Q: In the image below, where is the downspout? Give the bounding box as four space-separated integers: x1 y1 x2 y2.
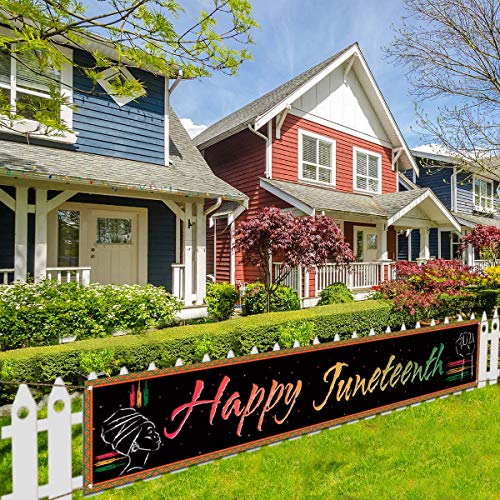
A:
248 123 272 178
164 70 183 166
204 197 222 217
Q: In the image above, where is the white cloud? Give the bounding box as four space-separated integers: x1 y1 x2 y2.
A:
180 118 207 138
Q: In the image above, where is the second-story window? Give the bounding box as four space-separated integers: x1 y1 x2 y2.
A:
299 130 335 185
0 46 61 122
354 147 381 194
473 177 493 212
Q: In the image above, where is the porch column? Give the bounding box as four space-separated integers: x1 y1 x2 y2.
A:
14 187 28 282
183 202 193 307
195 202 206 305
419 227 430 260
34 189 48 282
466 244 474 266
377 223 389 282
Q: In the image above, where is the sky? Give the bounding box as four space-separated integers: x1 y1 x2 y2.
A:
172 0 424 146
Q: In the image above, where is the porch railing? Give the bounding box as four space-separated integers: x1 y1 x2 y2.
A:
473 260 491 272
0 268 15 285
171 264 185 300
46 267 91 285
273 263 303 296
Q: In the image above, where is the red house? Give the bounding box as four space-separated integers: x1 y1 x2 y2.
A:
195 43 460 304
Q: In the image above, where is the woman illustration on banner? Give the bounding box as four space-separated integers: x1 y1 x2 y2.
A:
101 407 161 476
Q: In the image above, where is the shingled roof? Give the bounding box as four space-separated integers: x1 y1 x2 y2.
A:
0 109 247 203
194 44 355 149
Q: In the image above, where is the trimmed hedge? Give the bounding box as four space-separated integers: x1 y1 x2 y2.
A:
0 300 392 403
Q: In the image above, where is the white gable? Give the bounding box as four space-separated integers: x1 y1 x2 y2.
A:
292 64 390 145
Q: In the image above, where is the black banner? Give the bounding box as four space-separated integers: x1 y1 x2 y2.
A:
83 322 479 495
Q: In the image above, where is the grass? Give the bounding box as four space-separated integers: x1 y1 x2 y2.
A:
0 385 498 499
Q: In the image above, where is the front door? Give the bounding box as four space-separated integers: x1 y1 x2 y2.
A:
354 226 378 262
87 209 139 284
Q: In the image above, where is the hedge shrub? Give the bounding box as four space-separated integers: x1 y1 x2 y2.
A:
0 300 392 403
205 283 238 321
243 283 300 315
0 281 181 350
318 282 354 305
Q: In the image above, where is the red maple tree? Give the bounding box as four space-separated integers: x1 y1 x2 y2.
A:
234 207 354 311
459 224 500 266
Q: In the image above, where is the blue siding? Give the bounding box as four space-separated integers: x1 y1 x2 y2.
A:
0 185 15 268
68 194 176 290
72 50 165 165
397 234 408 260
411 230 420 261
455 172 473 213
441 231 451 260
414 166 452 210
429 228 438 258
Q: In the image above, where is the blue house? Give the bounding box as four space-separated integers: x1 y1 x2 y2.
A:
399 145 499 266
0 36 247 317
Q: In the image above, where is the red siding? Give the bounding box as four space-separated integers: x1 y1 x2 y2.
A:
273 114 396 194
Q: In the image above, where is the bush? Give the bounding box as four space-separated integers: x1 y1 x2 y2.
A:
471 289 500 315
205 283 238 321
277 321 315 348
318 282 353 305
483 267 500 289
0 281 181 350
243 283 300 315
0 300 392 403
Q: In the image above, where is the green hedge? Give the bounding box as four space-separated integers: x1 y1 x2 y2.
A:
0 300 392 403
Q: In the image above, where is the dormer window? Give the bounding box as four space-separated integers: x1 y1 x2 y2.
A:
298 130 335 185
473 177 493 212
97 67 145 107
354 147 381 194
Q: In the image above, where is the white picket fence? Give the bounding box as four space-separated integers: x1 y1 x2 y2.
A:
1 312 499 499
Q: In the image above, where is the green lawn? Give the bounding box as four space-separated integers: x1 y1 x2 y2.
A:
1 385 499 499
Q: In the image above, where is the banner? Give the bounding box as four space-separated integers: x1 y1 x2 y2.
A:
83 321 479 495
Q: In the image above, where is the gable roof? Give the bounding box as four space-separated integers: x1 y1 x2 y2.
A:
195 43 418 174
260 178 460 231
0 109 247 203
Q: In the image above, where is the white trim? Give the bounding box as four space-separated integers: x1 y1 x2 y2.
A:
343 54 356 83
260 178 315 216
0 187 15 211
387 189 462 232
195 202 206 305
97 67 145 107
164 77 169 166
253 44 418 176
34 189 48 281
59 46 73 129
298 128 336 186
230 221 236 285
47 190 77 213
353 146 382 195
392 148 403 172
472 175 494 213
14 187 28 282
289 109 392 148
228 203 246 224
161 199 185 221
451 166 457 212
183 202 193 306
437 228 442 259
266 121 273 178
275 104 290 139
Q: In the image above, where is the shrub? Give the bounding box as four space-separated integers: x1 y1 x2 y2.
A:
484 266 500 289
0 300 392 403
277 321 315 348
471 289 500 315
205 283 238 321
243 283 300 315
318 282 353 305
0 281 181 350
377 259 481 321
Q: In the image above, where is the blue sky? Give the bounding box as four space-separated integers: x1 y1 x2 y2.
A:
172 0 423 146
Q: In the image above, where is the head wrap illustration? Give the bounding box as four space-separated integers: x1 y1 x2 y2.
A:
99 407 161 476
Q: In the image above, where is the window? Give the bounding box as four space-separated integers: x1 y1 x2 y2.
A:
97 67 145 107
58 210 80 267
354 148 381 194
473 177 493 212
299 130 335 185
97 218 132 244
0 46 61 122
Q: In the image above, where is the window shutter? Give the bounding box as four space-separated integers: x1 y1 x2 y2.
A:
302 135 316 163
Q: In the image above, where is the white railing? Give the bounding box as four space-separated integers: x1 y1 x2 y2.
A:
316 262 391 292
46 267 91 285
273 263 303 297
171 264 185 300
0 268 14 285
0 312 498 499
473 260 492 272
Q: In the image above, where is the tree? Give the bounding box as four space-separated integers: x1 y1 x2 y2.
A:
386 0 499 174
234 207 354 312
459 224 500 265
0 0 257 137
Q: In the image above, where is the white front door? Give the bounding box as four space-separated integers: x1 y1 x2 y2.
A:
354 226 378 262
87 209 139 284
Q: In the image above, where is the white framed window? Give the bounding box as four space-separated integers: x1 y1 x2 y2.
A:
298 129 336 185
353 147 382 194
97 67 145 107
473 176 493 212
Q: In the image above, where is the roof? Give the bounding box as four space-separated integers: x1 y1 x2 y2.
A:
195 43 418 174
194 44 354 149
0 110 247 202
452 212 500 229
260 178 460 231
398 172 419 190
